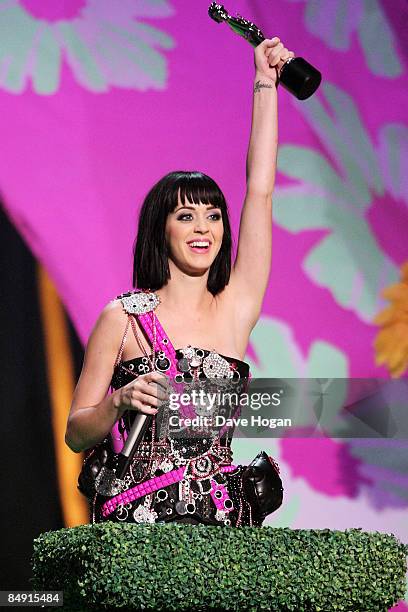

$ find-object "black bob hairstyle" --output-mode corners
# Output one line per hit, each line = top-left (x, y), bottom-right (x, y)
(133, 171), (232, 296)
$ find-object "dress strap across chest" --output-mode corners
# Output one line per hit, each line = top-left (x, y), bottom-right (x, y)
(135, 310), (179, 379)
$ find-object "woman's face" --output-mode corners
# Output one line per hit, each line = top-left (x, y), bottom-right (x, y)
(165, 195), (224, 275)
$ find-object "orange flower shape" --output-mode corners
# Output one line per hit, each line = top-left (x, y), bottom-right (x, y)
(373, 262), (408, 378)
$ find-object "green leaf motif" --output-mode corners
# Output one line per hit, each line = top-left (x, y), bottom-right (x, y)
(274, 82), (400, 322)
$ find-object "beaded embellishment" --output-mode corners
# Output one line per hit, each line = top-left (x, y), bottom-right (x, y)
(202, 350), (234, 379)
(120, 290), (160, 315)
(95, 466), (126, 496)
(133, 503), (158, 524)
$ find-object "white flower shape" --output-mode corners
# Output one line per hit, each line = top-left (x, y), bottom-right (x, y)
(0, 0), (175, 94)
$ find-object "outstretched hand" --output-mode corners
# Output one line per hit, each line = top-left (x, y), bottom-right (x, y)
(254, 38), (295, 84)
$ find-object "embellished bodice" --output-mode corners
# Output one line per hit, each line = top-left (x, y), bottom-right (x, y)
(92, 290), (257, 527)
(111, 344), (250, 461)
(110, 289), (251, 453)
(111, 347), (250, 390)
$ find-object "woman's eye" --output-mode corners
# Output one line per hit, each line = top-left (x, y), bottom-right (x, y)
(176, 212), (221, 221)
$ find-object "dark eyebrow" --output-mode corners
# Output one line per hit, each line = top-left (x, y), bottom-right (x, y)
(174, 205), (221, 212)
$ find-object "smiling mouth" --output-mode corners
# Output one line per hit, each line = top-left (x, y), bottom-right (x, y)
(187, 240), (211, 253)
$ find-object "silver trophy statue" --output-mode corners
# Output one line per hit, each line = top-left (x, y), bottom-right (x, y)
(209, 3), (321, 100)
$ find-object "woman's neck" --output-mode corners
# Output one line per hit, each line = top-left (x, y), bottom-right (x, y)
(155, 270), (215, 312)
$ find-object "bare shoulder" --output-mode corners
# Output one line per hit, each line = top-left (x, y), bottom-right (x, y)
(99, 298), (126, 323)
(97, 297), (127, 326)
(86, 298), (128, 354)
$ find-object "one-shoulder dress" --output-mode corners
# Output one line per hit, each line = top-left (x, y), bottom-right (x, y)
(91, 290), (265, 527)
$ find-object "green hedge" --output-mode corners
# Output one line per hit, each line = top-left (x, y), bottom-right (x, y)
(32, 522), (408, 611)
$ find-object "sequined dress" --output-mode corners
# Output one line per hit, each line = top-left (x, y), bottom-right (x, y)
(91, 291), (261, 528)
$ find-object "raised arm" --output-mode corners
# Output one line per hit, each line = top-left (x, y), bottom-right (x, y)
(230, 38), (295, 326)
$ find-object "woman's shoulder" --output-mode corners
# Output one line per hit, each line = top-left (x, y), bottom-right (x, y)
(99, 288), (146, 317)
(81, 297), (129, 362)
(91, 293), (132, 338)
(94, 288), (157, 332)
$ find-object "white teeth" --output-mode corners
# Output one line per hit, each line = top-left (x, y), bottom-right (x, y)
(189, 241), (210, 247)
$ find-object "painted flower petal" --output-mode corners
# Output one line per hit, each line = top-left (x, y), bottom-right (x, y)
(348, 439), (408, 510)
(273, 185), (352, 232)
(297, 83), (383, 209)
(83, 20), (173, 90)
(275, 81), (402, 322)
(303, 228), (398, 321)
(378, 124), (408, 204)
(83, 0), (174, 21)
(0, 0), (175, 94)
(31, 25), (61, 94)
(288, 0), (402, 78)
(246, 318), (349, 432)
(277, 145), (355, 202)
(301, 0), (363, 51)
(128, 21), (174, 50)
(281, 436), (370, 498)
(0, 4), (38, 93)
(358, 0), (403, 78)
(56, 21), (108, 92)
(246, 317), (303, 378)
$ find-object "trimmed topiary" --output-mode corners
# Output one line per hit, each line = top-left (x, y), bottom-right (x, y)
(32, 522), (408, 611)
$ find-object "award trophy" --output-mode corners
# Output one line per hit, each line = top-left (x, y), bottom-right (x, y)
(208, 3), (321, 100)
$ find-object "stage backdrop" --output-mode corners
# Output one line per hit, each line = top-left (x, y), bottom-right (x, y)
(0, 0), (407, 605)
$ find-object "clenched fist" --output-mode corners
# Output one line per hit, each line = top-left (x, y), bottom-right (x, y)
(254, 38), (295, 84)
(112, 370), (170, 416)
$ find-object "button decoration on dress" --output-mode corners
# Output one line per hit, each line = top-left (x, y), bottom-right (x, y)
(182, 346), (195, 360)
(133, 505), (158, 523)
(190, 354), (202, 368)
(156, 489), (168, 502)
(175, 501), (187, 515)
(155, 350), (171, 372)
(180, 345), (203, 369)
(159, 457), (174, 472)
(177, 358), (190, 372)
(115, 502), (132, 522)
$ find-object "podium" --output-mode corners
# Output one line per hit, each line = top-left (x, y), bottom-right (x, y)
(32, 522), (407, 611)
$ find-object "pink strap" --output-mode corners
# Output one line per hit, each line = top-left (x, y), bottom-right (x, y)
(101, 463), (238, 518)
(137, 311), (179, 378)
(136, 308), (246, 434)
(209, 480), (233, 513)
(136, 310), (196, 420)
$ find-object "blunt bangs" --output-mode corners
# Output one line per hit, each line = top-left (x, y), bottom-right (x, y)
(175, 172), (227, 211)
(133, 171), (232, 295)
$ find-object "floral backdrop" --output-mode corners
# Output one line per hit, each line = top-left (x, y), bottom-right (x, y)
(0, 0), (407, 605)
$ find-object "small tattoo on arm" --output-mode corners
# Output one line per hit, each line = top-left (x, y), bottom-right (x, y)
(254, 80), (275, 93)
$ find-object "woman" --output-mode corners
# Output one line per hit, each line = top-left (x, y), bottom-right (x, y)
(66, 38), (293, 526)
